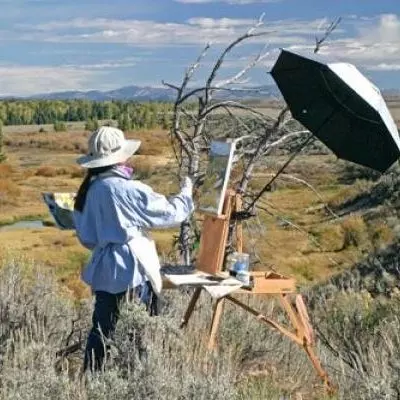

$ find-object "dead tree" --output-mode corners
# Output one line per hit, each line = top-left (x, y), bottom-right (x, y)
(164, 16), (341, 264)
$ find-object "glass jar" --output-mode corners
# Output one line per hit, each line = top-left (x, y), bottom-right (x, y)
(227, 252), (250, 285)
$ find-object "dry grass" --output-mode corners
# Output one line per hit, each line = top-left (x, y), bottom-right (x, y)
(327, 180), (374, 208)
(127, 129), (171, 156)
(0, 228), (90, 298)
(370, 222), (394, 250)
(130, 157), (156, 180)
(35, 165), (68, 177)
(0, 163), (14, 177)
(2, 257), (399, 399)
(3, 120), (87, 134)
(4, 130), (89, 153)
(340, 215), (369, 250)
(34, 165), (84, 178)
(0, 179), (21, 206)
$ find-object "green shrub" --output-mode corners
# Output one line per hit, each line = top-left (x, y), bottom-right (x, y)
(341, 215), (369, 249)
(89, 300), (237, 400)
(53, 121), (67, 132)
(312, 289), (400, 399)
(85, 119), (99, 132)
(4, 257), (400, 399)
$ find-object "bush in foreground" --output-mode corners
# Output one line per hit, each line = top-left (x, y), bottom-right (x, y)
(1, 257), (400, 399)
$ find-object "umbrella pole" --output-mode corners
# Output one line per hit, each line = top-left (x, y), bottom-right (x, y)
(245, 134), (314, 212)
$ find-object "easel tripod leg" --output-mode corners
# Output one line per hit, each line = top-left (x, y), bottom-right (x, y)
(180, 287), (202, 328)
(279, 294), (303, 336)
(280, 295), (334, 392)
(303, 342), (335, 393)
(208, 298), (225, 349)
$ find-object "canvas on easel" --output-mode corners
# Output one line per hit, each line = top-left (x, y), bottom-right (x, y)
(196, 190), (234, 275)
(42, 192), (75, 230)
(198, 140), (236, 216)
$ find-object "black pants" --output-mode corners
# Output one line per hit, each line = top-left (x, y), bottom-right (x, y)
(84, 282), (157, 372)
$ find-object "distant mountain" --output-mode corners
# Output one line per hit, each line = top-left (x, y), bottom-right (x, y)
(8, 84), (398, 102)
(25, 84), (280, 102)
(29, 86), (174, 101)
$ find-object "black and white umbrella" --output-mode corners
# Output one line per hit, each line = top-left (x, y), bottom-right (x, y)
(271, 49), (400, 173)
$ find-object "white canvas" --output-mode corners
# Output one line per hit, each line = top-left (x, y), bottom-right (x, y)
(198, 140), (237, 215)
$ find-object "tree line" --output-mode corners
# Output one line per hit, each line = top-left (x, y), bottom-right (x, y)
(0, 99), (175, 130)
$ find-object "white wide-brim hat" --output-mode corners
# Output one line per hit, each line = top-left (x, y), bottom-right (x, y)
(77, 126), (141, 168)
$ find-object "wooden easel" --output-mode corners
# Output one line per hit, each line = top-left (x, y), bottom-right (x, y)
(178, 190), (334, 392)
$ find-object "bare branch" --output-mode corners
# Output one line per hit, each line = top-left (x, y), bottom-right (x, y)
(162, 81), (180, 91)
(176, 85), (266, 106)
(163, 43), (210, 105)
(238, 106), (290, 193)
(171, 123), (193, 156)
(221, 105), (262, 136)
(261, 130), (310, 154)
(314, 17), (342, 53)
(203, 100), (275, 124)
(249, 12), (266, 34)
(179, 107), (198, 125)
(183, 42), (211, 90)
(165, 15), (313, 264)
(206, 31), (271, 93)
(203, 16), (272, 105)
(169, 134), (182, 168)
(214, 45), (270, 89)
(272, 106), (290, 129)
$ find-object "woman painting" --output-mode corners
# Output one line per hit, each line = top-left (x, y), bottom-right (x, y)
(73, 126), (194, 371)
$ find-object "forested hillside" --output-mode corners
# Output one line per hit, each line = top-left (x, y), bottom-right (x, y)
(0, 100), (174, 130)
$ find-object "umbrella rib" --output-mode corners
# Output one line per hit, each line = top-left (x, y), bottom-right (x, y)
(320, 69), (380, 125)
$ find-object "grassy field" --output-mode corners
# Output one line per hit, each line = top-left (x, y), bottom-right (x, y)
(0, 101), (399, 298)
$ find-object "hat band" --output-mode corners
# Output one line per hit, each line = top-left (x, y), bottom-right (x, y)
(89, 145), (122, 157)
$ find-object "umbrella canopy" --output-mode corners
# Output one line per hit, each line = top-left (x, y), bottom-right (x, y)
(271, 49), (400, 173)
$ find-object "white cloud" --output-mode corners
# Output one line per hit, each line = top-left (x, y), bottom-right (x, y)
(187, 17), (255, 27)
(19, 16), (328, 47)
(368, 63), (400, 71)
(0, 65), (103, 96)
(22, 17), (261, 45)
(67, 61), (137, 70)
(0, 55), (141, 95)
(360, 13), (400, 43)
(3, 13), (400, 93)
(309, 14), (400, 72)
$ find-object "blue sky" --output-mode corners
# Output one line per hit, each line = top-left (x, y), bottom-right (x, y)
(0, 0), (398, 95)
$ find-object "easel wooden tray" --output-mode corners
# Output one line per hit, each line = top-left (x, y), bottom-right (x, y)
(162, 270), (296, 294)
(235, 271), (296, 294)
